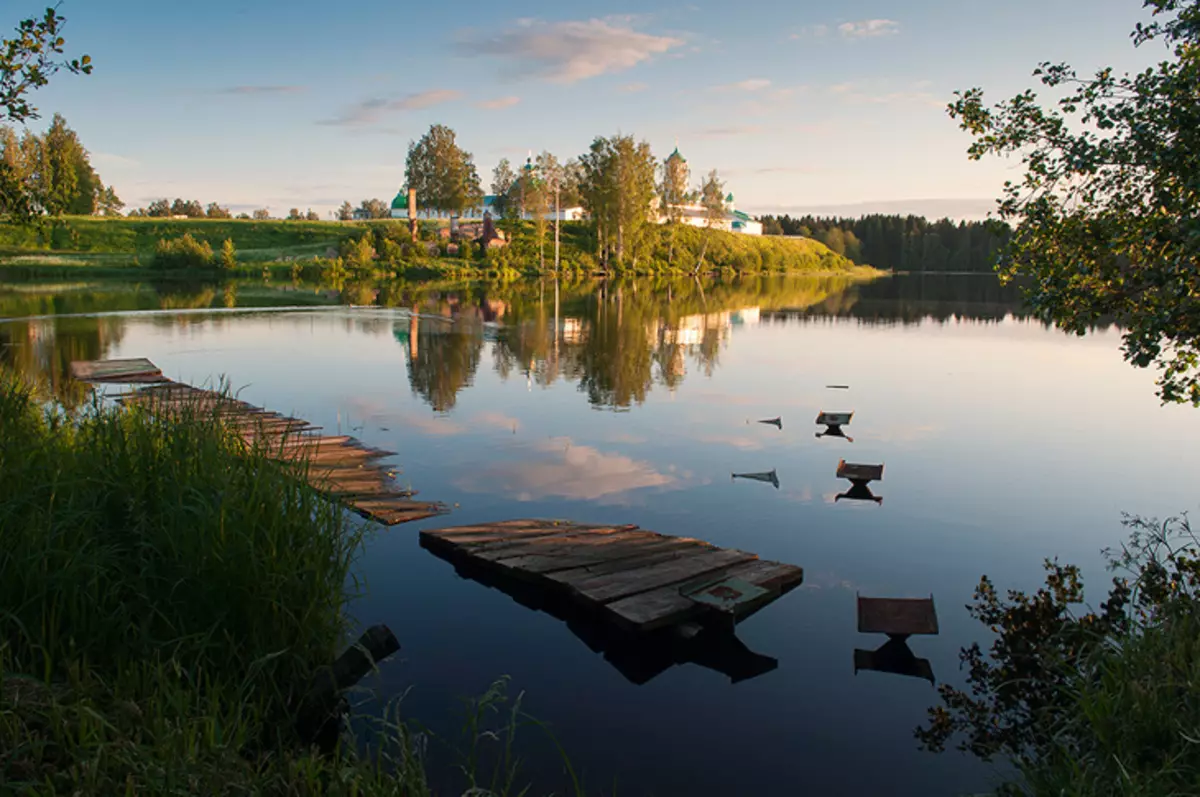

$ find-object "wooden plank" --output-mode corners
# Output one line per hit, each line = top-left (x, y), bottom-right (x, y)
(487, 534), (690, 568)
(837, 460), (883, 481)
(472, 529), (659, 560)
(605, 560), (803, 630)
(504, 538), (710, 577)
(857, 596), (938, 636)
(559, 548), (758, 605)
(71, 358), (163, 382)
(425, 521), (597, 545)
(424, 519), (576, 539)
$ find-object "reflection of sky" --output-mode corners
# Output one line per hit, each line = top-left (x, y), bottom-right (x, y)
(15, 296), (1200, 797)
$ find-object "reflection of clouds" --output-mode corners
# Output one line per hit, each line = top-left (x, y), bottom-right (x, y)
(855, 424), (940, 444)
(344, 397), (466, 436)
(472, 411), (521, 432)
(456, 438), (678, 502)
(779, 486), (814, 503)
(606, 432), (648, 444)
(695, 433), (764, 451)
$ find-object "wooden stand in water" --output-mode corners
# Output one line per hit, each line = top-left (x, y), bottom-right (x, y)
(420, 520), (804, 633)
(70, 358), (447, 526)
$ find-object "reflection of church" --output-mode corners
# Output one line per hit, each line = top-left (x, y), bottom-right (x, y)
(645, 307), (760, 381)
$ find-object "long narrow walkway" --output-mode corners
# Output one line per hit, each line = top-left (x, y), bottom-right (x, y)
(71, 358), (446, 526)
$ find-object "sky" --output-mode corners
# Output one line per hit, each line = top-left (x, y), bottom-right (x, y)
(15, 0), (1170, 219)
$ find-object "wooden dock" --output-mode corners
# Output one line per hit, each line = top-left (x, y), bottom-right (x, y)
(70, 359), (446, 526)
(421, 520), (803, 632)
(421, 519), (804, 683)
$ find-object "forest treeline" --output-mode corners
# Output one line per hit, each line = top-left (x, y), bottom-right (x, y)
(759, 214), (1010, 273)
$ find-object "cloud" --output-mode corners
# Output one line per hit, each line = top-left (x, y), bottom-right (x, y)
(319, 89), (462, 126)
(837, 19), (900, 38)
(220, 85), (306, 95)
(472, 411), (521, 432)
(715, 78), (771, 92)
(457, 18), (682, 83)
(477, 95), (521, 110)
(696, 125), (764, 138)
(342, 397), (467, 436)
(694, 433), (763, 451)
(455, 437), (677, 502)
(619, 82), (649, 93)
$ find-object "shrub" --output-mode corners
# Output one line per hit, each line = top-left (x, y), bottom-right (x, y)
(219, 238), (237, 270)
(152, 233), (214, 269)
(459, 239), (476, 260)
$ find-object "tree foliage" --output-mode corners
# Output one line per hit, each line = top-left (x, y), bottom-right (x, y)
(336, 201), (354, 221)
(490, 158), (515, 219)
(205, 202), (231, 219)
(660, 149), (690, 222)
(1, 113), (106, 217)
(578, 134), (657, 267)
(949, 0), (1200, 404)
(405, 124), (482, 217)
(0, 7), (91, 224)
(359, 198), (389, 220)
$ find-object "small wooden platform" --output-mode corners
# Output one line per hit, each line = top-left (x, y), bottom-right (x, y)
(421, 520), (804, 633)
(69, 358), (167, 384)
(71, 358), (445, 526)
(837, 459), (883, 483)
(857, 595), (938, 639)
(816, 411), (853, 426)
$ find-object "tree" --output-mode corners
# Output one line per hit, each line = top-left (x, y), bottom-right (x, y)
(336, 201), (354, 221)
(305, 208), (319, 221)
(578, 134), (657, 267)
(251, 208), (270, 220)
(235, 212), (250, 220)
(695, 169), (726, 272)
(219, 238), (237, 271)
(170, 198), (203, 218)
(405, 124), (483, 217)
(359, 198), (389, 219)
(98, 185), (123, 216)
(205, 202), (231, 219)
(146, 198), (171, 217)
(286, 207), (302, 221)
(949, 0), (1200, 404)
(490, 158), (516, 218)
(0, 7), (92, 224)
(660, 146), (689, 223)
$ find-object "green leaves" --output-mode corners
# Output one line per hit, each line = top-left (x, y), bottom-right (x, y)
(405, 124), (483, 217)
(1, 8), (92, 125)
(951, 0), (1200, 404)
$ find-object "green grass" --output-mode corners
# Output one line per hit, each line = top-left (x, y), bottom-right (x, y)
(0, 370), (597, 795)
(0, 215), (878, 277)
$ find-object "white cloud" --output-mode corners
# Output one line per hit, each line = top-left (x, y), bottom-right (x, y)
(838, 19), (900, 39)
(714, 78), (771, 92)
(477, 95), (521, 110)
(319, 89), (462, 127)
(458, 18), (682, 83)
(455, 438), (677, 502)
(619, 82), (649, 93)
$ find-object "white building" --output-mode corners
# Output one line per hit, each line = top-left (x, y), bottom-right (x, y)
(389, 189), (585, 222)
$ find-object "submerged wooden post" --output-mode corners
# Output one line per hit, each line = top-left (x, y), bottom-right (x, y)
(295, 624), (400, 746)
(407, 188), (418, 240)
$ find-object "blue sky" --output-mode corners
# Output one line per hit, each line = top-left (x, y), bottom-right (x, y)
(18, 0), (1165, 219)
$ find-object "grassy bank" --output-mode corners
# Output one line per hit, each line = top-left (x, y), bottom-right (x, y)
(0, 215), (876, 278)
(0, 371), (587, 794)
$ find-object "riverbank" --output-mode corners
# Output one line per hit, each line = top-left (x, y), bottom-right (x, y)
(0, 369), (588, 795)
(0, 216), (877, 278)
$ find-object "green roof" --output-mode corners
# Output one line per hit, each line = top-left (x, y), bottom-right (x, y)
(733, 210), (751, 221)
(667, 147), (686, 163)
(391, 189), (408, 209)
(725, 192), (734, 204)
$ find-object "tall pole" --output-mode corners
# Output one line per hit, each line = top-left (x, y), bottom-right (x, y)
(554, 180), (560, 272)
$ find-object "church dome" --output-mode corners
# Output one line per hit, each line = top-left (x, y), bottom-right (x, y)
(391, 189), (408, 210)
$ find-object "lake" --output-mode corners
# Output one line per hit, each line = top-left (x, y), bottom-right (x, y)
(3, 272), (1199, 796)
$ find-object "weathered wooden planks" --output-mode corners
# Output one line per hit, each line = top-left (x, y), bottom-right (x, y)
(421, 519), (803, 632)
(70, 358), (446, 527)
(857, 595), (938, 638)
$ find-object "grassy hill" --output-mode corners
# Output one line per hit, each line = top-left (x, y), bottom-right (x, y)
(0, 216), (876, 277)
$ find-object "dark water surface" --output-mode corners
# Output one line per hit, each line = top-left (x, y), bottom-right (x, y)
(4, 273), (1199, 796)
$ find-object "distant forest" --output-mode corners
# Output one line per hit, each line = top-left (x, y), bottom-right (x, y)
(759, 214), (1011, 274)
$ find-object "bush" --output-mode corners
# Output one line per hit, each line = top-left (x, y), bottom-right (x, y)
(152, 233), (215, 269)
(219, 238), (237, 270)
(459, 239), (476, 260)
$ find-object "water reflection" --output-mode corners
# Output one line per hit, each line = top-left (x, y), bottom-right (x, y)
(2, 272), (1100, 413)
(853, 639), (935, 685)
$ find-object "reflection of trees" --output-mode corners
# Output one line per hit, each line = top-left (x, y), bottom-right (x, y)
(577, 292), (655, 409)
(0, 316), (125, 408)
(404, 317), (484, 412)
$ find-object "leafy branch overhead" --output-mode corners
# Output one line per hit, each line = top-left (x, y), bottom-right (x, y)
(1, 7), (91, 125)
(949, 0), (1200, 404)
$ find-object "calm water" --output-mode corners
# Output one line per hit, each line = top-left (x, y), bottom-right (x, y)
(4, 273), (1200, 796)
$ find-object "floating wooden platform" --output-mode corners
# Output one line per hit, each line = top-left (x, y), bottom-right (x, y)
(421, 519), (804, 684)
(857, 595), (938, 639)
(421, 520), (804, 633)
(69, 357), (167, 384)
(837, 459), (883, 483)
(71, 358), (446, 526)
(816, 411), (853, 426)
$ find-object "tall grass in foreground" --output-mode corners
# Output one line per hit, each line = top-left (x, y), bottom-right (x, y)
(0, 371), (594, 795)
